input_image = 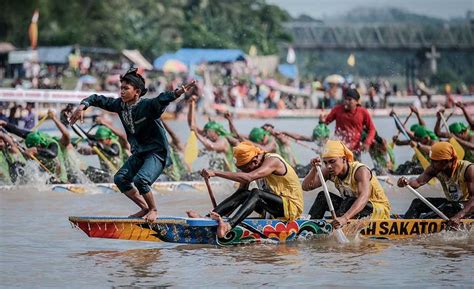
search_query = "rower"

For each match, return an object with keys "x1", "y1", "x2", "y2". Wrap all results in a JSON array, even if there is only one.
[
  {"x1": 77, "y1": 126, "x2": 125, "y2": 176},
  {"x1": 162, "y1": 120, "x2": 190, "y2": 181},
  {"x1": 0, "y1": 131, "x2": 25, "y2": 184},
  {"x1": 302, "y1": 140, "x2": 391, "y2": 228},
  {"x1": 434, "y1": 106, "x2": 474, "y2": 162},
  {"x1": 47, "y1": 110, "x2": 88, "y2": 183},
  {"x1": 0, "y1": 120, "x2": 68, "y2": 183},
  {"x1": 261, "y1": 123, "x2": 297, "y2": 167},
  {"x1": 398, "y1": 142, "x2": 473, "y2": 223},
  {"x1": 322, "y1": 89, "x2": 376, "y2": 160},
  {"x1": 194, "y1": 141, "x2": 303, "y2": 238},
  {"x1": 362, "y1": 130, "x2": 395, "y2": 175},
  {"x1": 224, "y1": 112, "x2": 278, "y2": 153},
  {"x1": 188, "y1": 97, "x2": 236, "y2": 171}
]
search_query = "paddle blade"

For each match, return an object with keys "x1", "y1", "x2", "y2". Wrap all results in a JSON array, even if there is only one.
[
  {"x1": 414, "y1": 147, "x2": 430, "y2": 170},
  {"x1": 334, "y1": 228, "x2": 350, "y2": 244},
  {"x1": 449, "y1": 138, "x2": 465, "y2": 160},
  {"x1": 184, "y1": 131, "x2": 198, "y2": 166},
  {"x1": 413, "y1": 147, "x2": 436, "y2": 185}
]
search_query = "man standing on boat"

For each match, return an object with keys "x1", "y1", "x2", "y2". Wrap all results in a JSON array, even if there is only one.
[
  {"x1": 398, "y1": 142, "x2": 473, "y2": 224},
  {"x1": 322, "y1": 89, "x2": 376, "y2": 160},
  {"x1": 195, "y1": 141, "x2": 303, "y2": 238},
  {"x1": 69, "y1": 67, "x2": 196, "y2": 222},
  {"x1": 302, "y1": 140, "x2": 391, "y2": 228}
]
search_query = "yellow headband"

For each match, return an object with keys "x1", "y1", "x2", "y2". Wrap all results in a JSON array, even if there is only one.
[
  {"x1": 233, "y1": 141, "x2": 264, "y2": 166},
  {"x1": 322, "y1": 140, "x2": 354, "y2": 162}
]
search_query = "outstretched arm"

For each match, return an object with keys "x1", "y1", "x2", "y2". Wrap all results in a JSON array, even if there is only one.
[
  {"x1": 434, "y1": 110, "x2": 450, "y2": 139},
  {"x1": 202, "y1": 157, "x2": 282, "y2": 185},
  {"x1": 411, "y1": 105, "x2": 426, "y2": 127},
  {"x1": 397, "y1": 166, "x2": 436, "y2": 189},
  {"x1": 456, "y1": 102, "x2": 474, "y2": 129},
  {"x1": 283, "y1": 131, "x2": 312, "y2": 142},
  {"x1": 48, "y1": 110, "x2": 71, "y2": 147},
  {"x1": 224, "y1": 112, "x2": 245, "y2": 141},
  {"x1": 0, "y1": 131, "x2": 20, "y2": 154}
]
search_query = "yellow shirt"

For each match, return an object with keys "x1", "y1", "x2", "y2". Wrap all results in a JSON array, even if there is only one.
[
  {"x1": 330, "y1": 161, "x2": 391, "y2": 219},
  {"x1": 436, "y1": 160, "x2": 472, "y2": 202},
  {"x1": 257, "y1": 153, "x2": 303, "y2": 220}
]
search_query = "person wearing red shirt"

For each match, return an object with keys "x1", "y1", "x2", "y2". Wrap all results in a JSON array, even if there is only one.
[{"x1": 323, "y1": 89, "x2": 376, "y2": 160}]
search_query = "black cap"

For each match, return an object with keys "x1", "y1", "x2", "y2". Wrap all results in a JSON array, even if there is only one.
[{"x1": 344, "y1": 89, "x2": 360, "y2": 100}]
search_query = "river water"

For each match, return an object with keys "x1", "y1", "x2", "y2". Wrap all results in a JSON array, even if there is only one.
[{"x1": 1, "y1": 116, "x2": 473, "y2": 288}]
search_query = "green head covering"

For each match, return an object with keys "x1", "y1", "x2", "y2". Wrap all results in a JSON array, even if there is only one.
[
  {"x1": 426, "y1": 130, "x2": 438, "y2": 141},
  {"x1": 249, "y1": 127, "x2": 269, "y2": 143},
  {"x1": 25, "y1": 131, "x2": 52, "y2": 148},
  {"x1": 312, "y1": 123, "x2": 330, "y2": 139},
  {"x1": 413, "y1": 126, "x2": 428, "y2": 138},
  {"x1": 95, "y1": 126, "x2": 115, "y2": 140},
  {"x1": 449, "y1": 122, "x2": 468, "y2": 134},
  {"x1": 410, "y1": 124, "x2": 422, "y2": 132},
  {"x1": 203, "y1": 121, "x2": 229, "y2": 137}
]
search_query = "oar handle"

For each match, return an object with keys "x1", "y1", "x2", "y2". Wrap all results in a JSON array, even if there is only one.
[
  {"x1": 295, "y1": 140, "x2": 318, "y2": 153},
  {"x1": 316, "y1": 165, "x2": 337, "y2": 219},
  {"x1": 392, "y1": 112, "x2": 411, "y2": 140},
  {"x1": 406, "y1": 185, "x2": 449, "y2": 221},
  {"x1": 439, "y1": 113, "x2": 450, "y2": 133},
  {"x1": 204, "y1": 177, "x2": 217, "y2": 208},
  {"x1": 394, "y1": 111, "x2": 413, "y2": 138},
  {"x1": 31, "y1": 114, "x2": 48, "y2": 131}
]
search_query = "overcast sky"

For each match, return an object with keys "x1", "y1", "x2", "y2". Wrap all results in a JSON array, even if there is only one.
[{"x1": 266, "y1": 0, "x2": 473, "y2": 20}]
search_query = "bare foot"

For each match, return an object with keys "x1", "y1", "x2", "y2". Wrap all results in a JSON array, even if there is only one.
[
  {"x1": 210, "y1": 212, "x2": 232, "y2": 238},
  {"x1": 186, "y1": 210, "x2": 203, "y2": 218},
  {"x1": 143, "y1": 209, "x2": 158, "y2": 222},
  {"x1": 129, "y1": 208, "x2": 149, "y2": 218}
]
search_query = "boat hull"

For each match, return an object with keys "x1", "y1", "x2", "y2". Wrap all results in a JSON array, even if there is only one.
[{"x1": 68, "y1": 216, "x2": 473, "y2": 245}]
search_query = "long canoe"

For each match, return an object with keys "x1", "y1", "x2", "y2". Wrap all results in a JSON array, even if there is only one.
[
  {"x1": 1, "y1": 175, "x2": 421, "y2": 194},
  {"x1": 68, "y1": 216, "x2": 473, "y2": 246}
]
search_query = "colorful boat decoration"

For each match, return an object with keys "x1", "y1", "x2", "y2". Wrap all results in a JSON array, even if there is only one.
[{"x1": 68, "y1": 216, "x2": 473, "y2": 246}]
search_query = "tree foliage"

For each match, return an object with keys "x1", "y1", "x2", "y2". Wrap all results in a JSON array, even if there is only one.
[{"x1": 0, "y1": 0, "x2": 291, "y2": 58}]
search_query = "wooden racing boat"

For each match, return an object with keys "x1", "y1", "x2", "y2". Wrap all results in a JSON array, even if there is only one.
[{"x1": 68, "y1": 216, "x2": 473, "y2": 246}]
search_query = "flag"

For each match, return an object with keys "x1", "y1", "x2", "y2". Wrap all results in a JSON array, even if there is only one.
[
  {"x1": 347, "y1": 53, "x2": 355, "y2": 67},
  {"x1": 28, "y1": 9, "x2": 39, "y2": 49}
]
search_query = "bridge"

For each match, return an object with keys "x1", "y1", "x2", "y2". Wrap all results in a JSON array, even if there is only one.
[{"x1": 285, "y1": 22, "x2": 474, "y2": 51}]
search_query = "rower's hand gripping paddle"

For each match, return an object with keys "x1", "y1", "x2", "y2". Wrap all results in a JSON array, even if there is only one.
[{"x1": 315, "y1": 165, "x2": 350, "y2": 244}]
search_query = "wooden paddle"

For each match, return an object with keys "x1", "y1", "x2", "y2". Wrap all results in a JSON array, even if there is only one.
[
  {"x1": 294, "y1": 139, "x2": 318, "y2": 153},
  {"x1": 184, "y1": 131, "x2": 199, "y2": 167},
  {"x1": 31, "y1": 114, "x2": 48, "y2": 131},
  {"x1": 439, "y1": 113, "x2": 465, "y2": 160},
  {"x1": 389, "y1": 111, "x2": 413, "y2": 149},
  {"x1": 315, "y1": 165, "x2": 349, "y2": 243},
  {"x1": 406, "y1": 185, "x2": 449, "y2": 220},
  {"x1": 203, "y1": 175, "x2": 217, "y2": 209},
  {"x1": 391, "y1": 113, "x2": 436, "y2": 185}
]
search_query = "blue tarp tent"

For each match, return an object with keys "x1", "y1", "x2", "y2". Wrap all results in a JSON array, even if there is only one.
[
  {"x1": 278, "y1": 64, "x2": 298, "y2": 79},
  {"x1": 153, "y1": 48, "x2": 246, "y2": 70}
]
